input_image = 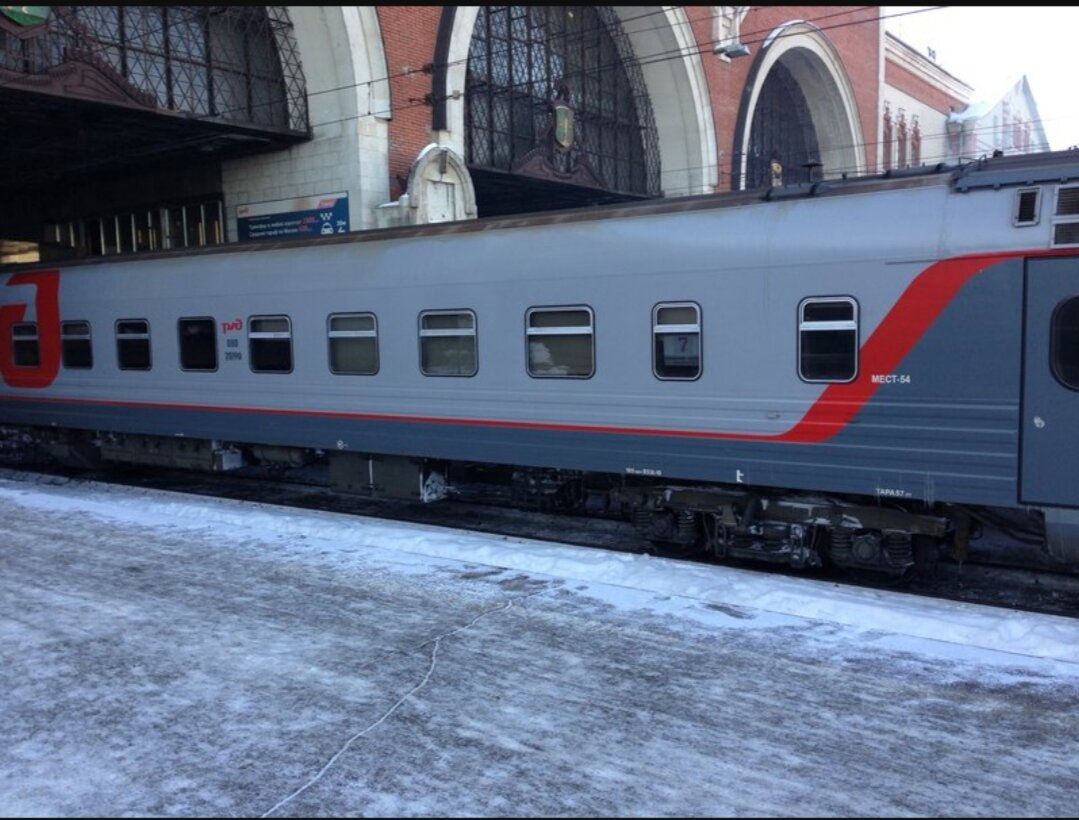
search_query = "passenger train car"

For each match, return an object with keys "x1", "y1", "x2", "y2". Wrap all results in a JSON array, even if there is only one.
[{"x1": 4, "y1": 149, "x2": 1079, "y2": 577}]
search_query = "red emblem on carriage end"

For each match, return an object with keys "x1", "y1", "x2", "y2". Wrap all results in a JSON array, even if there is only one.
[{"x1": 0, "y1": 270, "x2": 61, "y2": 388}]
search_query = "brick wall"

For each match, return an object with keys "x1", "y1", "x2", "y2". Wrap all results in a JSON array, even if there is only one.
[
  {"x1": 885, "y1": 61, "x2": 966, "y2": 114},
  {"x1": 692, "y1": 6, "x2": 881, "y2": 186},
  {"x1": 377, "y1": 6, "x2": 443, "y2": 200},
  {"x1": 375, "y1": 6, "x2": 884, "y2": 199}
]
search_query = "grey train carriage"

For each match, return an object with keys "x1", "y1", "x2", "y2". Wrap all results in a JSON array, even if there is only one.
[{"x1": 4, "y1": 149, "x2": 1079, "y2": 577}]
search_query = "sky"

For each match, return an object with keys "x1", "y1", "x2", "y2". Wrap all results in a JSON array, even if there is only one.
[
  {"x1": 2, "y1": 469, "x2": 1079, "y2": 816},
  {"x1": 885, "y1": 6, "x2": 1079, "y2": 150}
]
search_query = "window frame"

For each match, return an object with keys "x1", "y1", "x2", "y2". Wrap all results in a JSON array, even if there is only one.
[
  {"x1": 526, "y1": 305, "x2": 595, "y2": 379},
  {"x1": 418, "y1": 309, "x2": 477, "y2": 377},
  {"x1": 115, "y1": 318, "x2": 152, "y2": 371},
  {"x1": 652, "y1": 301, "x2": 702, "y2": 381},
  {"x1": 11, "y1": 321, "x2": 40, "y2": 368},
  {"x1": 177, "y1": 316, "x2": 219, "y2": 372},
  {"x1": 797, "y1": 296, "x2": 859, "y2": 384},
  {"x1": 327, "y1": 312, "x2": 379, "y2": 376},
  {"x1": 247, "y1": 314, "x2": 294, "y2": 374},
  {"x1": 61, "y1": 320, "x2": 93, "y2": 370},
  {"x1": 1050, "y1": 296, "x2": 1079, "y2": 391}
]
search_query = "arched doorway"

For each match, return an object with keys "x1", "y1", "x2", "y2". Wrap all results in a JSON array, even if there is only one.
[
  {"x1": 746, "y1": 62, "x2": 821, "y2": 188},
  {"x1": 732, "y1": 20, "x2": 865, "y2": 191}
]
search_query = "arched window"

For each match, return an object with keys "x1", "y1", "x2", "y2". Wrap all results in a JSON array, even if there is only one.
[
  {"x1": 897, "y1": 110, "x2": 907, "y2": 168},
  {"x1": 911, "y1": 115, "x2": 921, "y2": 166},
  {"x1": 882, "y1": 104, "x2": 893, "y2": 171},
  {"x1": 0, "y1": 6, "x2": 307, "y2": 132},
  {"x1": 746, "y1": 61, "x2": 820, "y2": 188},
  {"x1": 465, "y1": 6, "x2": 659, "y2": 196}
]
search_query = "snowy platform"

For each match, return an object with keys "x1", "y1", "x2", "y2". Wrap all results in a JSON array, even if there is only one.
[{"x1": 2, "y1": 472, "x2": 1077, "y2": 817}]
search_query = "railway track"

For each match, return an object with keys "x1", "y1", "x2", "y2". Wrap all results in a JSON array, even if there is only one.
[{"x1": 4, "y1": 457, "x2": 1078, "y2": 619}]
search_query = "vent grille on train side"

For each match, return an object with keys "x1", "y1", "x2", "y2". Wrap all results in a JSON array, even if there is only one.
[
  {"x1": 1053, "y1": 222, "x2": 1079, "y2": 246},
  {"x1": 1014, "y1": 188, "x2": 1040, "y2": 225},
  {"x1": 1056, "y1": 186, "x2": 1079, "y2": 216},
  {"x1": 1052, "y1": 185, "x2": 1079, "y2": 246}
]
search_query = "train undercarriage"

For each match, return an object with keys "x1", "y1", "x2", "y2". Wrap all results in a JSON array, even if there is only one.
[{"x1": 10, "y1": 426, "x2": 1057, "y2": 579}]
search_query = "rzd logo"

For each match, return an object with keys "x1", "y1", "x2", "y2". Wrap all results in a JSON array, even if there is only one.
[{"x1": 0, "y1": 270, "x2": 60, "y2": 388}]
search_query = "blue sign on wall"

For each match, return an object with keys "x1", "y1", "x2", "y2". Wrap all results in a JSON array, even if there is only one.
[{"x1": 236, "y1": 192, "x2": 349, "y2": 242}]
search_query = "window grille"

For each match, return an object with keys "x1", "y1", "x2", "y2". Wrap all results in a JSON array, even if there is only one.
[
  {"x1": 0, "y1": 6, "x2": 308, "y2": 133},
  {"x1": 1053, "y1": 186, "x2": 1079, "y2": 247},
  {"x1": 746, "y1": 62, "x2": 821, "y2": 189},
  {"x1": 466, "y1": 6, "x2": 659, "y2": 196}
]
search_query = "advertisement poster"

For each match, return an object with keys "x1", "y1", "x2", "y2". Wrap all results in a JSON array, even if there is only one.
[{"x1": 236, "y1": 192, "x2": 349, "y2": 242}]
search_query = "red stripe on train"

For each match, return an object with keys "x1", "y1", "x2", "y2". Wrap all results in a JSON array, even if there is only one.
[{"x1": 770, "y1": 252, "x2": 1016, "y2": 443}]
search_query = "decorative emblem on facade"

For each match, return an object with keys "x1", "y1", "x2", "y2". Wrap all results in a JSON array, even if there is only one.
[
  {"x1": 553, "y1": 84, "x2": 575, "y2": 150},
  {"x1": 769, "y1": 155, "x2": 784, "y2": 188},
  {"x1": 511, "y1": 80, "x2": 605, "y2": 189}
]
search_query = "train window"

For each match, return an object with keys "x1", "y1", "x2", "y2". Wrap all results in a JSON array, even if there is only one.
[
  {"x1": 1051, "y1": 297, "x2": 1079, "y2": 390},
  {"x1": 61, "y1": 321, "x2": 93, "y2": 369},
  {"x1": 116, "y1": 319, "x2": 152, "y2": 371},
  {"x1": 527, "y1": 306, "x2": 594, "y2": 378},
  {"x1": 328, "y1": 313, "x2": 378, "y2": 375},
  {"x1": 419, "y1": 310, "x2": 477, "y2": 376},
  {"x1": 798, "y1": 297, "x2": 858, "y2": 383},
  {"x1": 11, "y1": 322, "x2": 39, "y2": 368},
  {"x1": 178, "y1": 318, "x2": 218, "y2": 371},
  {"x1": 653, "y1": 303, "x2": 701, "y2": 380},
  {"x1": 248, "y1": 316, "x2": 293, "y2": 373}
]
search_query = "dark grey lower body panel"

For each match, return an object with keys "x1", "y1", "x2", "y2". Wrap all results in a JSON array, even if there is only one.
[{"x1": 2, "y1": 397, "x2": 1018, "y2": 507}]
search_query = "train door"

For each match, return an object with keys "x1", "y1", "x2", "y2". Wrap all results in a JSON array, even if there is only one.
[{"x1": 1021, "y1": 256, "x2": 1079, "y2": 505}]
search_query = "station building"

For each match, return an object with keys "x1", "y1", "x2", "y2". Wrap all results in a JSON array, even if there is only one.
[{"x1": 0, "y1": 5, "x2": 1049, "y2": 264}]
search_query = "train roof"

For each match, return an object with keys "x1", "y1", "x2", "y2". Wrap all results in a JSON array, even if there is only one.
[{"x1": 8, "y1": 148, "x2": 1079, "y2": 273}]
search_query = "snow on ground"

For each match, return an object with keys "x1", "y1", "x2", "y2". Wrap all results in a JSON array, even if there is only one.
[{"x1": 2, "y1": 470, "x2": 1078, "y2": 817}]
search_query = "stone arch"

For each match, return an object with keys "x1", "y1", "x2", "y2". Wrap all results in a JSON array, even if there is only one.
[
  {"x1": 287, "y1": 6, "x2": 390, "y2": 124},
  {"x1": 616, "y1": 6, "x2": 718, "y2": 197},
  {"x1": 224, "y1": 7, "x2": 392, "y2": 233},
  {"x1": 340, "y1": 6, "x2": 392, "y2": 119},
  {"x1": 731, "y1": 19, "x2": 865, "y2": 190},
  {"x1": 434, "y1": 5, "x2": 716, "y2": 200}
]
